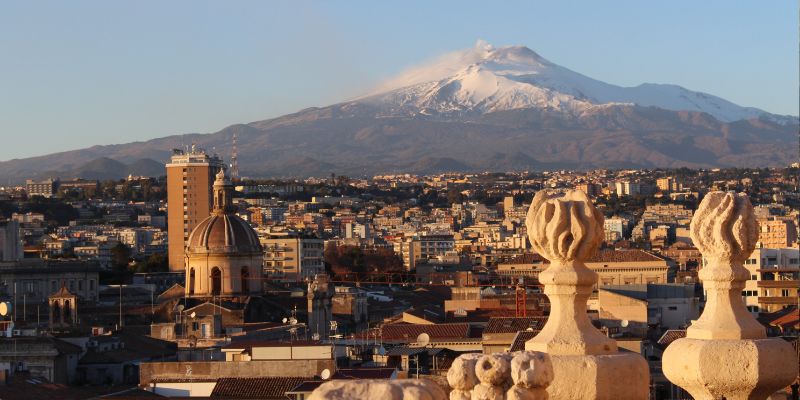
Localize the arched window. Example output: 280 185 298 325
241 266 249 293
211 267 222 296
189 268 196 295
52 302 60 323
63 300 71 323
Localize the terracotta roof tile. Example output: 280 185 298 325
211 377 306 399
504 250 664 266
332 368 396 380
380 323 471 342
509 331 538 352
656 329 686 347
484 317 547 334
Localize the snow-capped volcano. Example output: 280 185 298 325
0 40 796 182
360 40 777 122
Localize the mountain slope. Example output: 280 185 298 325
0 42 796 182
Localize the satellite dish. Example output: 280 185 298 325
0 302 11 317
175 304 185 312
320 369 331 380
378 346 386 356
289 318 298 325
417 333 430 347
189 312 196 319
282 318 288 324
621 320 629 328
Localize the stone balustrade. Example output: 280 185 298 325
308 190 798 400
310 351 553 400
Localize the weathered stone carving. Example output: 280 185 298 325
506 351 553 400
472 353 513 400
663 192 798 400
446 352 553 400
524 190 649 399
308 378 447 400
447 353 482 400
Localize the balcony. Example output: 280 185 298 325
758 296 798 305
756 280 799 288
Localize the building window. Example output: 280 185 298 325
189 268 196 295
211 267 222 295
241 266 250 293
89 280 95 291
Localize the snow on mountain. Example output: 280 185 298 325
360 40 783 122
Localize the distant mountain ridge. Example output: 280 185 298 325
33 157 164 182
0 41 796 182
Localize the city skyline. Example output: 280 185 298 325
0 1 797 161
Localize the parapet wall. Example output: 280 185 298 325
140 359 335 384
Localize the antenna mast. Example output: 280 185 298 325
230 132 239 180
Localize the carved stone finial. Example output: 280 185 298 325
524 190 614 356
524 189 650 399
525 190 604 264
663 191 798 399
686 191 764 340
690 191 758 265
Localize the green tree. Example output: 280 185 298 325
110 243 131 270
140 253 168 273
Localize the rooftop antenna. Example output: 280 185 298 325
230 132 239 180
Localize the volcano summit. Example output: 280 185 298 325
1 41 796 181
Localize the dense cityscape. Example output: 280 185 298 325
0 145 796 398
2 2 798 399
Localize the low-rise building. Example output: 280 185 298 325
497 250 672 287
598 284 700 337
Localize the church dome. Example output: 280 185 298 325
185 170 262 255
186 213 262 255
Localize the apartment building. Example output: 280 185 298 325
262 234 324 282
25 178 58 198
166 147 224 271
742 247 799 313
393 235 455 271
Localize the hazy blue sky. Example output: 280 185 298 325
0 1 796 161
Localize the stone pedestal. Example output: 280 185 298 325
543 354 649 400
523 190 650 400
664 338 797 400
